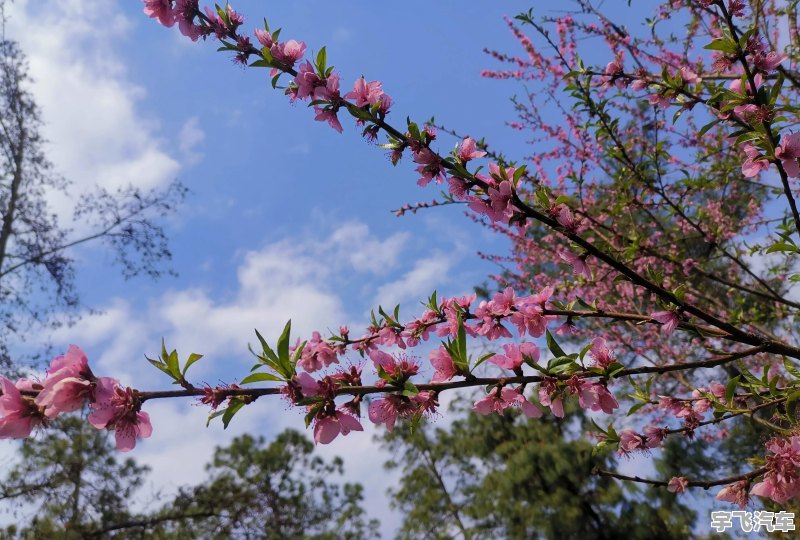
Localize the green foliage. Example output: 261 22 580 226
0 416 378 539
154 430 380 539
0 415 148 539
381 399 694 540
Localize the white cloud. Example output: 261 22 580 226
374 253 455 308
329 222 409 274
44 219 466 536
178 116 205 166
0 206 485 540
5 0 180 222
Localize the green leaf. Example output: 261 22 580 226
605 362 626 378
766 243 798 254
240 372 284 385
402 380 420 397
277 319 292 364
545 329 567 358
589 418 608 435
166 350 180 378
785 391 800 419
222 399 246 429
733 131 761 146
627 402 647 416
457 313 467 362
315 46 327 74
146 357 171 377
724 375 740 404
547 355 576 373
473 352 495 370
784 358 800 380
304 403 322 428
770 73 785 106
698 119 721 137
206 408 227 427
182 353 203 376
704 38 737 54
254 329 279 363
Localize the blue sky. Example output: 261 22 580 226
0 0 547 533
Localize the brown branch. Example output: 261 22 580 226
593 466 768 490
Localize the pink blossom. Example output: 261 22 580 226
298 332 339 372
549 396 564 417
510 286 555 338
776 133 800 178
643 425 667 449
749 476 788 503
174 0 202 41
369 350 419 379
472 292 515 340
254 29 273 48
294 61 320 100
143 0 175 27
294 372 321 397
752 50 787 72
271 40 306 70
679 67 701 85
469 181 514 223
538 378 564 418
412 391 439 417
729 73 763 95
651 310 681 334
741 144 770 177
313 107 343 133
0 377 45 439
601 60 625 89
728 0 745 16
559 251 591 279
648 93 670 108
203 6 233 39
749 436 800 503
473 387 541 417
489 342 540 370
658 396 684 416
555 321 576 336
459 137 487 162
519 396 542 418
376 94 393 114
88 378 153 452
369 396 401 431
568 378 619 414
555 206 580 233
618 429 646 455
345 77 384 107
590 337 615 369
413 148 446 187
429 346 457 382
313 409 363 444
35 345 96 418
315 72 340 101
377 325 407 349
715 480 749 508
668 477 689 494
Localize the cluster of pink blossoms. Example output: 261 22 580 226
617 426 667 456
0 346 151 451
270 286 631 444
134 0 800 513
657 382 727 435
748 435 800 504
